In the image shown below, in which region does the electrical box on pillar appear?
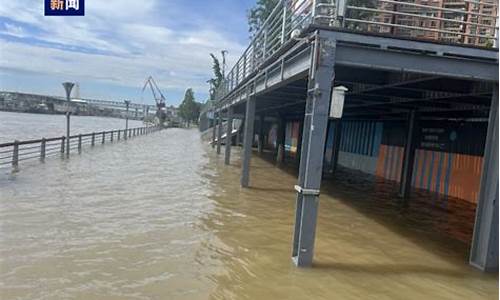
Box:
[329,86,348,119]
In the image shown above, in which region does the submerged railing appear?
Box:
[214,0,498,102]
[0,126,161,171]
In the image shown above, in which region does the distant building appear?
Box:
[369,0,497,47]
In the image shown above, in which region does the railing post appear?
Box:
[110,131,114,142]
[118,130,121,141]
[243,55,247,79]
[251,42,256,73]
[60,136,65,156]
[263,27,269,59]
[78,134,82,154]
[102,132,105,144]
[236,63,240,86]
[12,140,19,171]
[40,138,46,162]
[312,0,317,23]
[91,132,95,146]
[281,0,287,44]
[129,129,132,138]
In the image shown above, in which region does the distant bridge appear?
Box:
[0,91,156,119]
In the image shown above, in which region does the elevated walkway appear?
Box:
[207,0,499,271]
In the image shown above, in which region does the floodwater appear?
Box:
[0,127,498,299]
[0,111,144,143]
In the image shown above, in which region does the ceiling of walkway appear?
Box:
[235,66,494,121]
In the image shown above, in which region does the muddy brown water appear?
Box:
[0,128,497,299]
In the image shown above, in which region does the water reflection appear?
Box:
[202,147,498,300]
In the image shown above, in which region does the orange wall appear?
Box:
[376,145,483,203]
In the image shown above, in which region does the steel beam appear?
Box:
[241,94,256,187]
[225,107,234,165]
[216,112,222,154]
[292,34,335,267]
[399,110,418,201]
[470,84,499,272]
[335,45,497,82]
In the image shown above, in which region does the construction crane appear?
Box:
[142,76,167,125]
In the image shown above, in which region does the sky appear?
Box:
[0,0,255,106]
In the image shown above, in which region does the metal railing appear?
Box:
[214,0,498,102]
[0,126,161,171]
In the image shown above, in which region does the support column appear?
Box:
[258,114,264,154]
[212,110,217,148]
[225,107,234,165]
[216,112,223,154]
[236,121,241,147]
[292,33,335,267]
[241,95,256,187]
[470,84,499,272]
[330,120,342,173]
[276,116,286,163]
[399,110,418,201]
[296,119,304,163]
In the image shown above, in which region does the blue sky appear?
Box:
[0,0,255,106]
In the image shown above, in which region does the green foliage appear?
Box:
[207,53,224,100]
[247,0,279,36]
[178,88,202,124]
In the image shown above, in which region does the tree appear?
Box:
[207,53,224,101]
[178,88,201,126]
[247,0,279,36]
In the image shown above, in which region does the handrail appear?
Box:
[0,125,162,170]
[213,0,498,104]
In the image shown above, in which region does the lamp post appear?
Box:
[62,82,74,158]
[124,100,130,139]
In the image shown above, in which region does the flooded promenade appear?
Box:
[0,128,498,299]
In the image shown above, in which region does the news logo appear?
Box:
[45,0,85,16]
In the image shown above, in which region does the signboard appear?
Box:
[329,86,348,119]
[45,0,85,16]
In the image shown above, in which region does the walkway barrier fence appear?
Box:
[214,0,498,102]
[0,126,161,171]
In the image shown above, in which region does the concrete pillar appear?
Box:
[212,110,217,148]
[241,95,256,187]
[258,114,265,154]
[470,84,498,272]
[276,116,286,163]
[330,120,342,173]
[399,110,418,201]
[216,112,223,154]
[225,107,234,165]
[292,35,335,267]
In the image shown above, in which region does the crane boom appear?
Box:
[141,76,167,126]
[141,76,166,107]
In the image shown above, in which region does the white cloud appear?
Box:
[1,23,26,38]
